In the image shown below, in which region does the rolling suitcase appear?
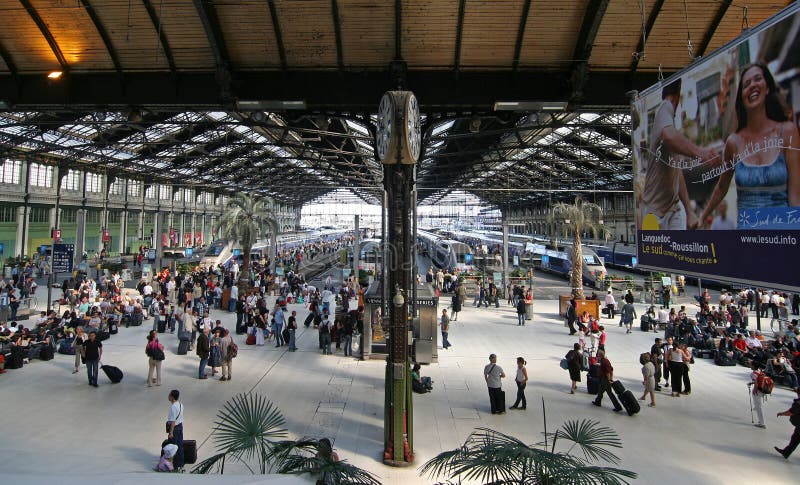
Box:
[640,316,650,332]
[101,364,124,383]
[157,318,167,333]
[246,334,256,345]
[109,321,118,335]
[182,439,197,464]
[587,375,599,395]
[177,339,190,355]
[612,380,640,416]
[97,331,110,342]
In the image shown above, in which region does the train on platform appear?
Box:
[200,229,350,268]
[417,229,474,272]
[357,238,383,271]
[442,229,608,287]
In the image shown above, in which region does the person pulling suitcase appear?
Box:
[591,350,622,413]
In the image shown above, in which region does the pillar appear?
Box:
[15,206,27,257]
[353,215,360,280]
[154,211,164,270]
[119,210,127,254]
[74,209,86,269]
[502,215,509,291]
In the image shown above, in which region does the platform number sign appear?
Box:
[52,243,75,273]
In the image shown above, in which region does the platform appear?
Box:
[1,295,797,484]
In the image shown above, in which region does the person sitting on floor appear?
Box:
[412,363,433,393]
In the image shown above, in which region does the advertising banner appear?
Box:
[632,4,800,290]
[183,232,193,247]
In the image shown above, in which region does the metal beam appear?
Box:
[331,0,344,69]
[628,0,665,82]
[0,39,17,76]
[192,0,233,99]
[697,0,732,58]
[18,0,68,70]
[141,0,177,74]
[453,0,466,72]
[267,0,288,69]
[512,0,532,71]
[79,0,123,74]
[0,70,660,111]
[569,0,610,103]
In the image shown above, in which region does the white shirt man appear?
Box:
[745,334,762,349]
[230,284,238,302]
[143,283,153,297]
[657,307,669,324]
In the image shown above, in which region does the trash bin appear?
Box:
[525,301,534,320]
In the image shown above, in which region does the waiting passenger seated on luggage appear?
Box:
[766,350,798,388]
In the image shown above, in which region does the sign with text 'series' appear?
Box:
[632,3,800,291]
[52,244,74,273]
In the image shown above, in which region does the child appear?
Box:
[156,442,179,472]
[598,326,607,352]
[578,326,587,351]
[639,352,656,407]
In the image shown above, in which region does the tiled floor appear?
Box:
[1,293,798,484]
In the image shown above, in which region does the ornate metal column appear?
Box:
[376,90,420,466]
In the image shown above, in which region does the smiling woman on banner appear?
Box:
[700,63,800,225]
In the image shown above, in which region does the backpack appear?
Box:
[756,372,774,394]
[228,340,238,359]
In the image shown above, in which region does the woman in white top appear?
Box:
[666,343,685,397]
[509,357,529,410]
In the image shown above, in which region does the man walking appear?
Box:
[196,327,210,379]
[484,354,506,414]
[287,310,298,352]
[167,389,185,471]
[273,305,285,347]
[440,309,451,350]
[591,350,622,412]
[83,331,102,387]
[775,387,800,459]
[620,300,637,334]
[750,362,767,429]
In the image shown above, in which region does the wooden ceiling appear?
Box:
[0,0,792,111]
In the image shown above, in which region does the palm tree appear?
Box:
[419,420,637,484]
[191,393,288,474]
[216,193,278,289]
[193,393,381,484]
[269,438,382,485]
[546,197,609,299]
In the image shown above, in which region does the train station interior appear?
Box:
[2,1,800,484]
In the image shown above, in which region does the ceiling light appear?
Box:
[47,71,63,79]
[236,100,307,111]
[493,101,567,112]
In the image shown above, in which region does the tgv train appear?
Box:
[590,241,638,270]
[201,229,350,268]
[445,229,607,287]
[417,229,474,271]
[357,238,383,272]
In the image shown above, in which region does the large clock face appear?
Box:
[376,93,394,161]
[405,93,421,161]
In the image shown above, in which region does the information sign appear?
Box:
[52,243,74,273]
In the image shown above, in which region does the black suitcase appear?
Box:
[177,339,190,355]
[39,345,54,361]
[715,352,736,366]
[109,321,118,335]
[182,439,197,464]
[157,318,167,333]
[58,341,75,355]
[640,316,650,332]
[5,349,23,369]
[612,380,640,416]
[97,331,110,341]
[130,314,143,326]
[304,313,315,327]
[587,375,599,395]
[101,364,124,383]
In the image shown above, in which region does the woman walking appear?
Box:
[209,328,222,377]
[566,343,583,394]
[71,326,85,374]
[509,357,528,410]
[145,330,164,387]
[451,287,462,321]
[639,352,656,407]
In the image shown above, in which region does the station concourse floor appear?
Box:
[1,295,798,484]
